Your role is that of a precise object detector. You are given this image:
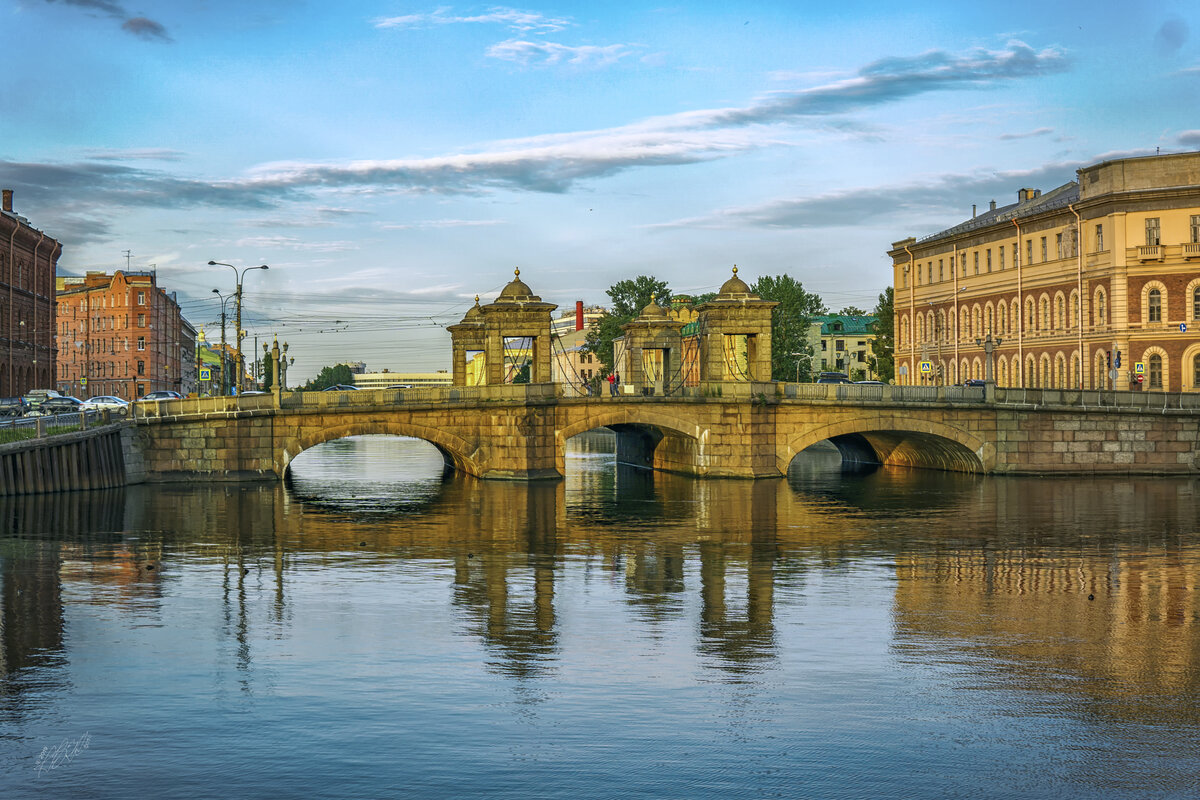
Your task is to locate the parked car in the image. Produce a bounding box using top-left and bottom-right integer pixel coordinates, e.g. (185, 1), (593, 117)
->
(82, 395), (131, 415)
(816, 372), (852, 384)
(28, 396), (83, 416)
(138, 390), (183, 402)
(854, 380), (885, 385)
(322, 384), (359, 391)
(0, 397), (28, 417)
(962, 379), (986, 387)
(22, 388), (61, 411)
(385, 384), (414, 389)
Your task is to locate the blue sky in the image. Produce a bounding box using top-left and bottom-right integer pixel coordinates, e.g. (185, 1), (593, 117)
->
(3, 0), (1198, 380)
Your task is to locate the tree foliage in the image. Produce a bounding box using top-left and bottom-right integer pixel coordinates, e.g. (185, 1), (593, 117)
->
(261, 351), (274, 391)
(583, 275), (671, 374)
(302, 363), (355, 391)
(750, 274), (826, 381)
(838, 305), (868, 316)
(868, 287), (895, 383)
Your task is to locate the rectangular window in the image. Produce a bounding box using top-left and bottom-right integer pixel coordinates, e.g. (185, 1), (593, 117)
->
(973, 252), (979, 275)
(986, 249), (992, 272)
(1191, 215), (1200, 243)
(1025, 240), (1032, 265)
(137, 336), (145, 351)
(137, 291), (146, 305)
(138, 314), (146, 327)
(1040, 237), (1047, 261)
(1146, 217), (1160, 246)
(835, 339), (845, 351)
(1056, 233), (1064, 259)
(927, 264), (932, 284)
(998, 248), (1005, 270)
(938, 259), (944, 281)
(1096, 224), (1104, 251)
(137, 360), (145, 376)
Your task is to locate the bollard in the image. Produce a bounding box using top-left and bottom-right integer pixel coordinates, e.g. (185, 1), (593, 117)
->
(36, 416), (44, 438)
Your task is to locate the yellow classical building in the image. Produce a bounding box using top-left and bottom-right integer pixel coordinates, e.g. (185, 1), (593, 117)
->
(889, 150), (1200, 390)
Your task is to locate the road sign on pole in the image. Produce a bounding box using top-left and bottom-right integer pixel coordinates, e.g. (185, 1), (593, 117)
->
(1134, 362), (1145, 375)
(200, 368), (211, 381)
(919, 361), (933, 374)
(1182, 323), (1189, 333)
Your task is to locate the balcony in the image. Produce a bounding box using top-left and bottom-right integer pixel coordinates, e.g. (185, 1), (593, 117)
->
(1183, 242), (1200, 259)
(1136, 245), (1163, 261)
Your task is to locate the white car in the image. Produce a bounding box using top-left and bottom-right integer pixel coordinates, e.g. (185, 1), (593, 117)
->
(81, 395), (131, 415)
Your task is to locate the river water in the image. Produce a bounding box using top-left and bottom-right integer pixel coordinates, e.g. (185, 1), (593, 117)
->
(2, 432), (1199, 799)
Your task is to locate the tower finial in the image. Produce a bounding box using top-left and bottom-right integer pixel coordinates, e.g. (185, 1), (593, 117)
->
(474, 294), (480, 304)
(514, 267), (520, 278)
(732, 264), (738, 276)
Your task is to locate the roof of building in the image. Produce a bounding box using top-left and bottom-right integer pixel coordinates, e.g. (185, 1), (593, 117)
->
(813, 314), (877, 335)
(917, 181), (1080, 245)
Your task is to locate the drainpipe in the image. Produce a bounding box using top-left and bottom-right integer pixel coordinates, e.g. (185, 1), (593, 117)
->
(904, 243), (915, 385)
(1068, 203), (1085, 390)
(952, 244), (959, 379)
(1012, 218), (1024, 386)
(32, 233), (44, 389)
(5, 215), (16, 393)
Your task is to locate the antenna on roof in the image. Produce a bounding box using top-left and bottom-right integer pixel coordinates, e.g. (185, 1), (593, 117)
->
(123, 250), (132, 270)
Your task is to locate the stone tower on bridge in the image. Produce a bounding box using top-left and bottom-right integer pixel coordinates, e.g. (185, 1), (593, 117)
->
(448, 269), (557, 386)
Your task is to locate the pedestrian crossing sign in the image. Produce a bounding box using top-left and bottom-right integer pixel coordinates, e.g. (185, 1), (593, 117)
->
(1134, 362), (1145, 375)
(919, 361), (933, 374)
(200, 368), (212, 381)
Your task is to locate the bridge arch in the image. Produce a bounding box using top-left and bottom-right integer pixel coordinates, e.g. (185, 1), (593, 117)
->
(779, 416), (991, 475)
(277, 419), (481, 478)
(556, 408), (704, 476)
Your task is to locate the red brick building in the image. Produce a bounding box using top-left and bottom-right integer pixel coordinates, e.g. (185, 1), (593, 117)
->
(56, 271), (187, 400)
(1, 189), (62, 397)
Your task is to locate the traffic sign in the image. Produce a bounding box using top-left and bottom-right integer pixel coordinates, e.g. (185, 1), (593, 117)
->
(200, 368), (212, 381)
(919, 361), (933, 374)
(1134, 362), (1145, 375)
(1136, 375), (1144, 384)
(1182, 323), (1189, 333)
(80, 377), (87, 387)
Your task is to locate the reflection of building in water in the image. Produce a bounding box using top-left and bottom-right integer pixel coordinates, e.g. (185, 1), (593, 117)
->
(1, 544), (63, 681)
(697, 540), (777, 674)
(894, 546), (1200, 706)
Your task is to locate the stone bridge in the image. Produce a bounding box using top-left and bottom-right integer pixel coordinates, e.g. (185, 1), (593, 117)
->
(125, 381), (1200, 483)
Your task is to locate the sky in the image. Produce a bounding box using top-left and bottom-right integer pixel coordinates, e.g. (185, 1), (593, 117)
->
(2, 0), (1199, 382)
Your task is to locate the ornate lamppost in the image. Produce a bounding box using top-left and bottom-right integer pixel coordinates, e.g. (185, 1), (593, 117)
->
(975, 332), (1004, 384)
(209, 261), (269, 393)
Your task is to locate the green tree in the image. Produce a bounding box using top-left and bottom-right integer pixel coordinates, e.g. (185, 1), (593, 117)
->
(261, 351), (274, 391)
(750, 274), (826, 381)
(839, 305), (868, 316)
(583, 275), (671, 374)
(302, 363), (355, 391)
(868, 287), (895, 383)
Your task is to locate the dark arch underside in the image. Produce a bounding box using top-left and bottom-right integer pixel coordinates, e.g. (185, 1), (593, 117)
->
(821, 430), (982, 473)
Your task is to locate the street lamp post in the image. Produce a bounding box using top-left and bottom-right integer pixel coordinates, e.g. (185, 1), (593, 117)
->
(789, 351), (806, 383)
(212, 289), (235, 395)
(209, 261), (269, 393)
(975, 332), (1004, 384)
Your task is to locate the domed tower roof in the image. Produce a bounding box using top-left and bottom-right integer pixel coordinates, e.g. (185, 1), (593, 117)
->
(464, 295), (482, 320)
(718, 265), (753, 298)
(496, 268), (538, 303)
(640, 294), (666, 318)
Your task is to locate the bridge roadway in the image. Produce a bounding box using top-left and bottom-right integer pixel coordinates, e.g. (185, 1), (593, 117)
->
(125, 381), (1200, 482)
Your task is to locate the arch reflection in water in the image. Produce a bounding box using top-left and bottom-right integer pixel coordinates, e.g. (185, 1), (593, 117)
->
(285, 434), (451, 515)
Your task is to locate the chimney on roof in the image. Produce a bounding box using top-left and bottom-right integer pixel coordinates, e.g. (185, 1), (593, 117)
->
(1018, 188), (1041, 203)
(2, 189), (11, 213)
(972, 204), (977, 218)
(575, 300), (584, 331)
(989, 200), (997, 211)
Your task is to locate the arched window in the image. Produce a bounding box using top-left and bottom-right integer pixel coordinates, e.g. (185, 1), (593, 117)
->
(1094, 290), (1107, 326)
(1194, 286), (1200, 321)
(1148, 289), (1162, 323)
(1148, 354), (1163, 389)
(1055, 295), (1065, 329)
(1194, 353), (1200, 388)
(1040, 297), (1050, 330)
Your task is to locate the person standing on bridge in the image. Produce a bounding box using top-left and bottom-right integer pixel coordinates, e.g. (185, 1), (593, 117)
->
(608, 372), (617, 397)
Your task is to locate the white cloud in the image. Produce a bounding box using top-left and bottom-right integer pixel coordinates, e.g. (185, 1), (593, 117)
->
(374, 7), (571, 33)
(487, 39), (637, 66)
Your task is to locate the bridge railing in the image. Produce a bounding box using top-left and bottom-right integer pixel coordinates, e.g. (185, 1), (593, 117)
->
(995, 386), (1200, 411)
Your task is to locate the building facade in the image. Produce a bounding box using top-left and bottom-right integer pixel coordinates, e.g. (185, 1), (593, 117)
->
(807, 314), (878, 380)
(889, 151), (1200, 391)
(2, 189), (62, 396)
(56, 271), (188, 399)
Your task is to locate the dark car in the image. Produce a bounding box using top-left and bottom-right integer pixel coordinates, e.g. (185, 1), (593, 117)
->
(322, 384), (359, 391)
(0, 397), (28, 417)
(816, 371), (852, 385)
(138, 390), (183, 402)
(30, 396), (83, 416)
(963, 379), (986, 388)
